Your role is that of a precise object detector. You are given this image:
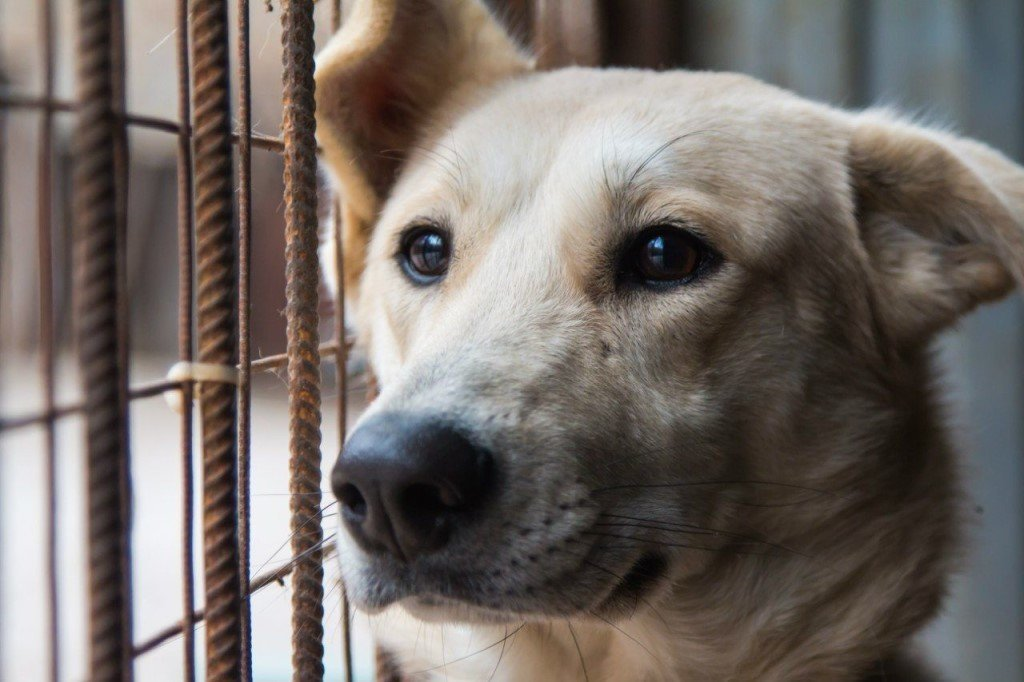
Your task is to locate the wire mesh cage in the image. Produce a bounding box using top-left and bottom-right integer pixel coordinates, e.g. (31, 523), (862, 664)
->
(0, 0), (348, 678)
(0, 1), (599, 679)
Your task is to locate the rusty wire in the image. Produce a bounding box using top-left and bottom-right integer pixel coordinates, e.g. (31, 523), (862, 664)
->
(281, 0), (326, 678)
(236, 0), (255, 679)
(0, 0), (596, 677)
(326, 0), (355, 677)
(175, 0), (198, 677)
(190, 0), (244, 678)
(72, 0), (133, 676)
(37, 0), (60, 680)
(0, 95), (294, 153)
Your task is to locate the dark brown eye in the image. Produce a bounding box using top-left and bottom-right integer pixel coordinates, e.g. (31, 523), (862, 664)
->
(630, 227), (705, 285)
(401, 227), (450, 283)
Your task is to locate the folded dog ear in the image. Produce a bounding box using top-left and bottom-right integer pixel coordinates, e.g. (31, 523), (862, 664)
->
(315, 0), (530, 294)
(849, 114), (1024, 344)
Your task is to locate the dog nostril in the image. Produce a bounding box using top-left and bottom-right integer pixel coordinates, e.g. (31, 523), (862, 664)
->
(337, 483), (367, 520)
(401, 483), (458, 519)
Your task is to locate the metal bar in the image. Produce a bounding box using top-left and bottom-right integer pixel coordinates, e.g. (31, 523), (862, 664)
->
(0, 340), (353, 433)
(328, 2), (354, 677)
(133, 540), (338, 659)
(72, 0), (132, 676)
(189, 0), (243, 677)
(110, 4), (135, 673)
(236, 0), (254, 679)
(0, 95), (294, 153)
(334, 198), (354, 682)
(175, 0), (197, 677)
(37, 1), (60, 679)
(0, 379), (185, 432)
(280, 0), (325, 678)
(0, 33), (8, 682)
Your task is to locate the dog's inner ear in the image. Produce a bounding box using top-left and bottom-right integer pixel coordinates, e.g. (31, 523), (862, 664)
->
(849, 117), (1024, 344)
(315, 0), (531, 294)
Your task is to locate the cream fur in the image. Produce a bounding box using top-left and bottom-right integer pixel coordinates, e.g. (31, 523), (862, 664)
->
(315, 2), (1024, 680)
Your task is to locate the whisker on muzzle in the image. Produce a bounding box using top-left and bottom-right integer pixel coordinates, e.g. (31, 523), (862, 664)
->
(580, 530), (786, 558)
(595, 513), (807, 558)
(409, 622), (528, 675)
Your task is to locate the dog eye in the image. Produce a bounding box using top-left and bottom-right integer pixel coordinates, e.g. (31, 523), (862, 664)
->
(400, 227), (450, 283)
(628, 226), (706, 285)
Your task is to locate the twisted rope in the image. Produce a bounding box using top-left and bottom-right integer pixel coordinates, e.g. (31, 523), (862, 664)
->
(281, 0), (325, 678)
(189, 0), (242, 678)
(73, 0), (132, 678)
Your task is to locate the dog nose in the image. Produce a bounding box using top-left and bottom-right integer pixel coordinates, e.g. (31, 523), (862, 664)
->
(332, 413), (494, 562)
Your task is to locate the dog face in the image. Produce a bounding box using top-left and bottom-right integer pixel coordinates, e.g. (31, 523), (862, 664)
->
(316, 0), (1024, 661)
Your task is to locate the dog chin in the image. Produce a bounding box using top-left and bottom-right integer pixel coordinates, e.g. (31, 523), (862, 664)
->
(400, 596), (522, 624)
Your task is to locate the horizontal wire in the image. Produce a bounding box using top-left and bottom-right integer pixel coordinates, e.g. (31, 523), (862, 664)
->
(133, 538), (338, 658)
(0, 92), (307, 154)
(0, 339), (355, 432)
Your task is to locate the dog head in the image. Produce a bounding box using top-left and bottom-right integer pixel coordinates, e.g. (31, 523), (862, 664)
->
(316, 0), (1024, 667)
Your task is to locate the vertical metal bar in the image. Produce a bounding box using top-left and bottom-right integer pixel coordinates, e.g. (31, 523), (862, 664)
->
(38, 1), (60, 680)
(328, 2), (354, 676)
(280, 0), (325, 679)
(189, 0), (243, 678)
(73, 0), (132, 676)
(110, 3), (135, 672)
(0, 43), (8, 682)
(235, 0), (254, 679)
(175, 0), (198, 678)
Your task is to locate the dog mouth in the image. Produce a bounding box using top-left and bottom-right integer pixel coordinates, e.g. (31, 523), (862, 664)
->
(343, 532), (668, 623)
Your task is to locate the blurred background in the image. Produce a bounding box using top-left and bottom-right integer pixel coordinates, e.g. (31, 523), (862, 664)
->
(1, 1), (1021, 680)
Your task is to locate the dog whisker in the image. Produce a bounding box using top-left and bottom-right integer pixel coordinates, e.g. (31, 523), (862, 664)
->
(566, 620), (590, 682)
(595, 514), (806, 558)
(587, 609), (662, 663)
(591, 479), (843, 499)
(487, 624), (513, 682)
(410, 623), (528, 675)
(253, 502), (338, 577)
(581, 530), (783, 557)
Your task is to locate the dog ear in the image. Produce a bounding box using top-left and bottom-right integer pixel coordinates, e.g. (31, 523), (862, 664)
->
(849, 114), (1024, 344)
(315, 0), (530, 295)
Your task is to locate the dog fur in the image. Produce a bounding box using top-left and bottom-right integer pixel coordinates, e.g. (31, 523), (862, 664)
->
(314, 1), (1024, 679)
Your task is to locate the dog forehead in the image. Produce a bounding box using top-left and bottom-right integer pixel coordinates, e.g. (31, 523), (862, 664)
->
(385, 68), (852, 266)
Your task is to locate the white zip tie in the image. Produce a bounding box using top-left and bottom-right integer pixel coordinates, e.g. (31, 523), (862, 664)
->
(165, 361), (241, 414)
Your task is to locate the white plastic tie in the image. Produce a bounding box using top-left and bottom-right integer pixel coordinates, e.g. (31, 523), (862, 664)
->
(164, 361), (241, 414)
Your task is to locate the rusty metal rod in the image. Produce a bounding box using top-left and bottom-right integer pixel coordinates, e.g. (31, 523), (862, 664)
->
(236, 0), (255, 678)
(190, 0), (243, 677)
(111, 5), (136, 672)
(0, 61), (6, 682)
(280, 0), (326, 677)
(0, 379), (183, 432)
(38, 0), (60, 679)
(133, 537), (337, 659)
(73, 0), (133, 676)
(328, 0), (355, 673)
(0, 340), (354, 433)
(0, 94), (296, 153)
(175, 0), (198, 677)
(333, 197), (354, 682)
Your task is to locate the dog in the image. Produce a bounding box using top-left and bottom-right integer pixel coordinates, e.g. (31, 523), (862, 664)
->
(313, 1), (1024, 679)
